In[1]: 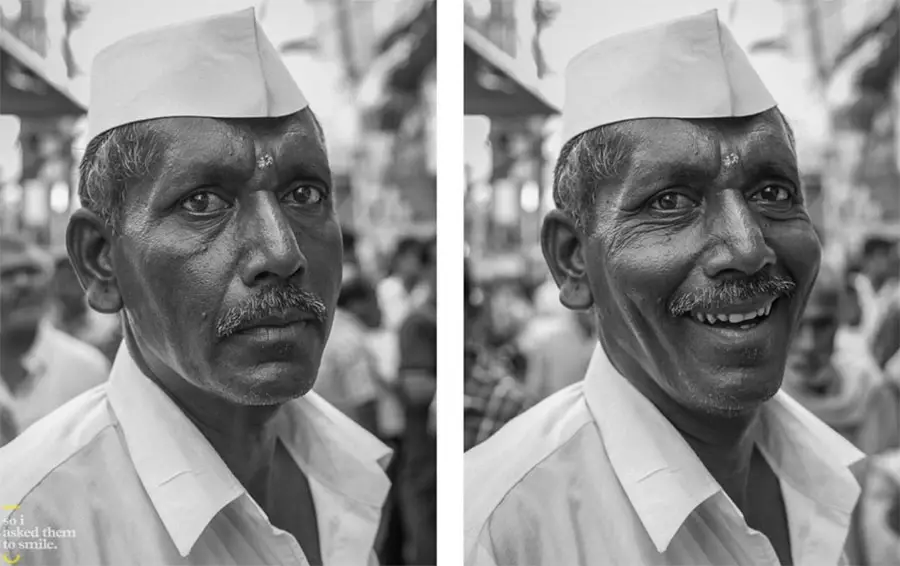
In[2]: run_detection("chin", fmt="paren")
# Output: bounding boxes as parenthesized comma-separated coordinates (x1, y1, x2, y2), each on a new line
(216, 361, 319, 406)
(684, 361, 786, 418)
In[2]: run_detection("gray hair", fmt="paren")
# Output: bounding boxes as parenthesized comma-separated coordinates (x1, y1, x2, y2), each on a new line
(77, 121, 165, 234)
(551, 108, 796, 233)
(77, 110, 325, 234)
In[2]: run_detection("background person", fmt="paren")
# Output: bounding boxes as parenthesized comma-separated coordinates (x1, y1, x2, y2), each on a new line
(0, 234, 110, 446)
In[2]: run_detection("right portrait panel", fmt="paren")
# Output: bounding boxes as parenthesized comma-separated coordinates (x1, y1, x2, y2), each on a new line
(462, 1, 900, 565)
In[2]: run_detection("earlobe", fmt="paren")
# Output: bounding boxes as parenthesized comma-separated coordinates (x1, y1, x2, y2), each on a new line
(66, 209, 123, 314)
(540, 210, 594, 310)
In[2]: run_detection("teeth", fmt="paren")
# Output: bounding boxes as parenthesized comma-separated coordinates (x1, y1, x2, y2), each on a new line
(692, 300, 776, 326)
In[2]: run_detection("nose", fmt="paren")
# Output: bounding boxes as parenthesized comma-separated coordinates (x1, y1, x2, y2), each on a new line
(239, 193, 307, 286)
(703, 190, 776, 279)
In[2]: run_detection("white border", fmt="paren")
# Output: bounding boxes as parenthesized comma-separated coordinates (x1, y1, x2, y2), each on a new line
(435, 0, 464, 563)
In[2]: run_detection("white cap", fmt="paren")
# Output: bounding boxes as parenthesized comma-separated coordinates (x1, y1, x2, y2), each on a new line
(87, 7, 308, 142)
(561, 10, 776, 145)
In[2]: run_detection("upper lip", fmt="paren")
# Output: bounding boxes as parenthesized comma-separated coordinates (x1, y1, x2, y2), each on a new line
(237, 309, 313, 332)
(690, 295, 778, 317)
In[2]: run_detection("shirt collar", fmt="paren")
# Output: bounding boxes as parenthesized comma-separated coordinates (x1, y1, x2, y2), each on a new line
(583, 344, 864, 553)
(107, 343, 392, 558)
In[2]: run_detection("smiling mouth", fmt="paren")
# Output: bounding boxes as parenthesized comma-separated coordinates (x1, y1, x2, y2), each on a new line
(686, 298, 777, 331)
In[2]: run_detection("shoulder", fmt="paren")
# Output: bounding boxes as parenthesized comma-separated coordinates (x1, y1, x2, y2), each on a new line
(464, 383, 593, 538)
(0, 388, 117, 514)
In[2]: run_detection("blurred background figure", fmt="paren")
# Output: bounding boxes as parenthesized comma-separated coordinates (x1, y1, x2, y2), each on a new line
(315, 275, 382, 434)
(854, 236, 900, 343)
(396, 236, 437, 566)
(464, 260, 532, 450)
(782, 268, 883, 448)
(0, 234, 108, 447)
(48, 251, 122, 362)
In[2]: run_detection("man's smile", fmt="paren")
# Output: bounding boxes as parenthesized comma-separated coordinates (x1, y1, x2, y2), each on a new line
(680, 297, 788, 349)
(688, 296, 777, 328)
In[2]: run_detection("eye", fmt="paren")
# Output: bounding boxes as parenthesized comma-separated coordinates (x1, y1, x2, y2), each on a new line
(750, 185, 794, 209)
(180, 191, 230, 214)
(751, 185, 792, 203)
(285, 185, 327, 207)
(649, 191, 697, 211)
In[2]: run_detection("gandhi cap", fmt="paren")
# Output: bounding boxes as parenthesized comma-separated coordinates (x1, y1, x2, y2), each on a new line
(87, 7, 308, 143)
(561, 10, 776, 145)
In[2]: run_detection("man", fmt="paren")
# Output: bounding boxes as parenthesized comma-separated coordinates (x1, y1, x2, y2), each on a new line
(0, 9, 390, 566)
(464, 264, 532, 450)
(781, 268, 882, 447)
(0, 235, 110, 445)
(48, 251, 123, 362)
(314, 275, 382, 434)
(465, 11, 863, 566)
(397, 236, 437, 565)
(854, 235, 900, 342)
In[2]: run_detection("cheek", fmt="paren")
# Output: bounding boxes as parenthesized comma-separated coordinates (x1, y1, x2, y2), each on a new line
(117, 238, 223, 338)
(596, 224, 698, 315)
(299, 221, 343, 302)
(769, 225, 821, 291)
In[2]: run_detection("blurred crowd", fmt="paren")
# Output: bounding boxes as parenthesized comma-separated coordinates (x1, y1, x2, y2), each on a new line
(0, 229, 438, 566)
(464, 235, 900, 564)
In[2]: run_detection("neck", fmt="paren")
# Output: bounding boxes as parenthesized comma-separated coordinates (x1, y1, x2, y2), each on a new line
(610, 348, 761, 509)
(123, 328, 280, 491)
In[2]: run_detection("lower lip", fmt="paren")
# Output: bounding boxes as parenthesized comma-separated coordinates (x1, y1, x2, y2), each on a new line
(682, 299, 783, 348)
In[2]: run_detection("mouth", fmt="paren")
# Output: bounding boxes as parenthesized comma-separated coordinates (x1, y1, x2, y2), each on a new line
(685, 296, 778, 332)
(236, 310, 314, 334)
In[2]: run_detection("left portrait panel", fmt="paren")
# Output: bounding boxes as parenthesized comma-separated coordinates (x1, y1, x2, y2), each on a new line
(0, 1, 436, 565)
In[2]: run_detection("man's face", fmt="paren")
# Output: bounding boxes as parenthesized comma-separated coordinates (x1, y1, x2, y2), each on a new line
(579, 112, 819, 416)
(786, 298, 839, 388)
(110, 110, 342, 405)
(0, 245, 52, 335)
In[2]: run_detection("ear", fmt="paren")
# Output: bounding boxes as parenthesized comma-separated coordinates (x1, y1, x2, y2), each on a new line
(540, 210, 594, 310)
(66, 209, 123, 314)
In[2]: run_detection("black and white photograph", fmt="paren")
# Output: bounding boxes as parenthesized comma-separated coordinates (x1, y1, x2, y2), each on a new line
(0, 0, 436, 564)
(464, 1, 899, 565)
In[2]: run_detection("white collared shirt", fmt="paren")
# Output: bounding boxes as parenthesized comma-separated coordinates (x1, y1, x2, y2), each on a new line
(465, 345, 865, 566)
(0, 343, 392, 565)
(0, 321, 109, 440)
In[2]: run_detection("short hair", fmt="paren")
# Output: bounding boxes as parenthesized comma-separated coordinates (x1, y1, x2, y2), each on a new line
(553, 108, 796, 232)
(78, 110, 325, 233)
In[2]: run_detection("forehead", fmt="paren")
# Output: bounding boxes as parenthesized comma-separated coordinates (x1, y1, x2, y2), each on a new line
(152, 110, 327, 170)
(625, 111, 794, 168)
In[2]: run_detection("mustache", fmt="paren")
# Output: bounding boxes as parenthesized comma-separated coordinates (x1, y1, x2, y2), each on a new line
(215, 284, 327, 338)
(667, 268, 796, 317)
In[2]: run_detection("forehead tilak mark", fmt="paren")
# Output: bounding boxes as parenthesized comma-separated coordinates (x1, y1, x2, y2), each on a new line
(256, 153, 274, 170)
(722, 151, 740, 170)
